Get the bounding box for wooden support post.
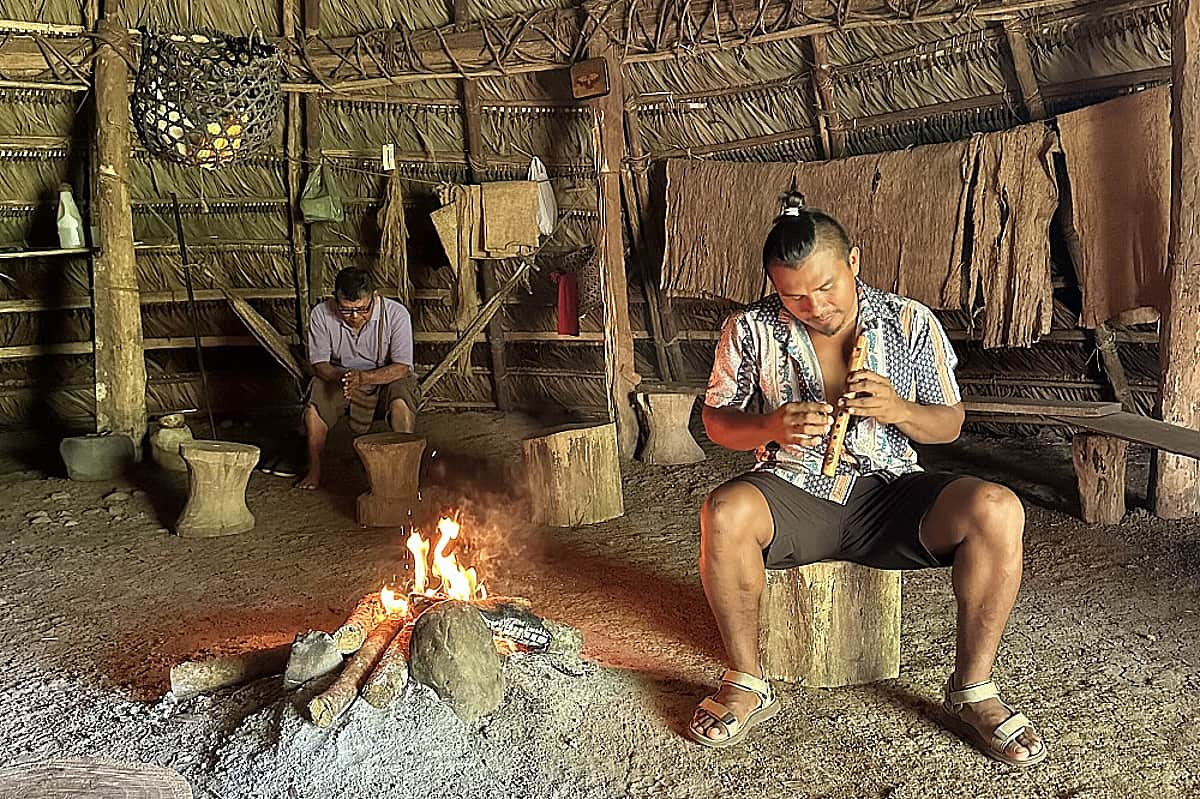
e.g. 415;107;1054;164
1154;0;1200;519
593;44;640;460
808;34;845;159
283;0;307;338
453;2;510;409
758;562;900;687
999;20;1047;122
522;423;624;526
1072;433;1127;525
1095;323;1135;412
92;0;147;448
302;0;324;307
622;103;685;382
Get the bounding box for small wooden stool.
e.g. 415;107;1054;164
634;384;706;465
177;441;260;538
522;423;623;526
758;560;901;688
353;432;426;527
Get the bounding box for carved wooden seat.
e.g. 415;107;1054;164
177;441;260;537
634;383;706;465
353;432;426;527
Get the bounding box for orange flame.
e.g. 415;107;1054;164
391;515;486;610
379;585;408;617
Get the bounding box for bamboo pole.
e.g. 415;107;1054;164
302;0;324;307
91;0;147;449
999;19;1047;122
808;33;845;159
454;0;510;410
593;43;641;460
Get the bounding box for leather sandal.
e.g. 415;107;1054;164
686;669;780;749
942;677;1048;767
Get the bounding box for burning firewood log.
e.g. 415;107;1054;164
361;623;413;708
331;593;382;654
170;642;291;701
308;615;405;727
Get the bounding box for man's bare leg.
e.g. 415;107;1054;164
920;477;1044;762
388;398;415;434
297;404;327;489
692;481;775;741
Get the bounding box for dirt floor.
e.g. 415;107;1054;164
0;411;1198;798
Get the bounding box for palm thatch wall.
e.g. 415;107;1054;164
0;0;1174;434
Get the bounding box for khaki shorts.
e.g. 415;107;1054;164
305;374;422;429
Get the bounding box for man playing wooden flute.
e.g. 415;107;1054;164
686;193;1046;767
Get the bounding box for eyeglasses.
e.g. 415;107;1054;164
336;299;373;317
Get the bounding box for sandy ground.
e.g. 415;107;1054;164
0;412;1198;798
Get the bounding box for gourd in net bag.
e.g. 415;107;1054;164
132;29;282;169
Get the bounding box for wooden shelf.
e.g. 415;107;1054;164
0;247;91;261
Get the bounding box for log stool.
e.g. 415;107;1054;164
522;423;623;526
634;384;706;465
758;560;901;688
353;432;426;527
1072;433;1127;524
177;441;260;538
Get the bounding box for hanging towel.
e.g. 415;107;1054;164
551;271;579;336
527;156;557;236
480;181;540;255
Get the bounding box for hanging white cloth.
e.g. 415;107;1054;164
527;155;557;236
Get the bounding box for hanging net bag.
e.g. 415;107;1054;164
132;29;283;170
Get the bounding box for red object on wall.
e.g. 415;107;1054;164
551;271;579;336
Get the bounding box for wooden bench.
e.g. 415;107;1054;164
633;383;706;465
963;395;1200;524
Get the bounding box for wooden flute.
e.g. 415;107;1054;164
821;331;870;477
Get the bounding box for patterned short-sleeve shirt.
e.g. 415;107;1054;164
705;280;962;505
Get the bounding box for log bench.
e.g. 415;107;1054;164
962;395;1200;524
633;383;706;465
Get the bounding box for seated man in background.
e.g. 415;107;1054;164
297;266;419;489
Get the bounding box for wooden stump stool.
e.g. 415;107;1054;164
758;561;901;688
522;423;623;526
177;441;260;538
353;432;426;527
635;385;706;465
1072;433;1127;524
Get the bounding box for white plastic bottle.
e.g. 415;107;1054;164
56;183;84;249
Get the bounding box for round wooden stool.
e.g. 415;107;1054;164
634;387;705;465
353;432;426;527
176;441;260;538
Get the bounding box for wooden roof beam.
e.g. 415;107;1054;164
999;19;1047;121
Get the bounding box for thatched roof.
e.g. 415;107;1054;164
0;0;1174;429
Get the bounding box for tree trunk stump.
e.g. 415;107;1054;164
522;423;624;526
353;432;426;527
1073;433;1127;524
176;441;260;538
635;390;705;465
758;561;901;688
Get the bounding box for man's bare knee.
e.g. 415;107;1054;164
303;403;328;431
702;482;773;550
966;481;1024;551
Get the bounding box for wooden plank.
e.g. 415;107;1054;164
961;396;1121;417
1062;412;1200;461
1153;0;1200;517
92;0;147;445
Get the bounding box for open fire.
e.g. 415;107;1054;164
169;511;583;724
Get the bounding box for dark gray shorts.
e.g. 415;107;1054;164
731;470;966;571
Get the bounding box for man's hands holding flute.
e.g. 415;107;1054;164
767;402;834;447
839;370;910;425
